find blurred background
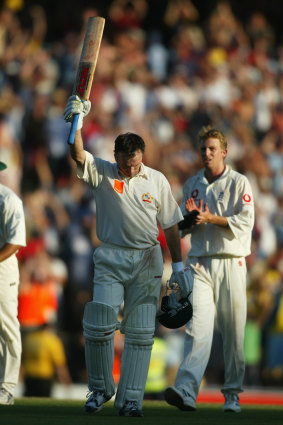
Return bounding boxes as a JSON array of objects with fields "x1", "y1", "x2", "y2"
[{"x1": 1, "y1": 0, "x2": 283, "y2": 397}]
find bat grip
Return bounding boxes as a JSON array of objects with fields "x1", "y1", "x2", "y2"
[{"x1": 67, "y1": 113, "x2": 80, "y2": 145}]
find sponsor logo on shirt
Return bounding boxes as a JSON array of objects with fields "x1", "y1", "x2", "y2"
[
  {"x1": 114, "y1": 179, "x2": 124, "y2": 194},
  {"x1": 142, "y1": 193, "x2": 153, "y2": 203},
  {"x1": 191, "y1": 189, "x2": 199, "y2": 198},
  {"x1": 218, "y1": 191, "x2": 224, "y2": 201},
  {"x1": 243, "y1": 193, "x2": 252, "y2": 203}
]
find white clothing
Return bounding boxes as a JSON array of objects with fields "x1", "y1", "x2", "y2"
[
  {"x1": 0, "y1": 183, "x2": 26, "y2": 396},
  {"x1": 0, "y1": 184, "x2": 26, "y2": 300},
  {"x1": 176, "y1": 256, "x2": 247, "y2": 399},
  {"x1": 78, "y1": 151, "x2": 183, "y2": 249},
  {"x1": 0, "y1": 301, "x2": 22, "y2": 394},
  {"x1": 175, "y1": 165, "x2": 254, "y2": 401},
  {"x1": 180, "y1": 165, "x2": 254, "y2": 257},
  {"x1": 78, "y1": 149, "x2": 182, "y2": 409},
  {"x1": 92, "y1": 243, "x2": 164, "y2": 408},
  {"x1": 92, "y1": 244, "x2": 164, "y2": 319}
]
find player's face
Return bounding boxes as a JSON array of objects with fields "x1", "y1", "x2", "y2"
[
  {"x1": 115, "y1": 149, "x2": 143, "y2": 178},
  {"x1": 200, "y1": 137, "x2": 227, "y2": 171}
]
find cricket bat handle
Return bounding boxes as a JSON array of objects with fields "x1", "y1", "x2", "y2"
[{"x1": 67, "y1": 114, "x2": 80, "y2": 145}]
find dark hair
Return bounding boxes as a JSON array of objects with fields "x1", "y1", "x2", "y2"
[{"x1": 114, "y1": 132, "x2": 145, "y2": 157}]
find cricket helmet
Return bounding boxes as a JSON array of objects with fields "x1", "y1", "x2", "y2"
[{"x1": 157, "y1": 292, "x2": 193, "y2": 329}]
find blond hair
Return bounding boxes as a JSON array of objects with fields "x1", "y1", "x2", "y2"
[{"x1": 198, "y1": 126, "x2": 227, "y2": 150}]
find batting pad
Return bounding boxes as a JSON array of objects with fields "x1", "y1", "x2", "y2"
[
  {"x1": 83, "y1": 302, "x2": 118, "y2": 398},
  {"x1": 115, "y1": 304, "x2": 156, "y2": 409}
]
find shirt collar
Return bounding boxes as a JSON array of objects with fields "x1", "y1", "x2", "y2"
[
  {"x1": 138, "y1": 162, "x2": 148, "y2": 178},
  {"x1": 200, "y1": 164, "x2": 230, "y2": 184}
]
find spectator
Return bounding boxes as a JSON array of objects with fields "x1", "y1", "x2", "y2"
[{"x1": 21, "y1": 322, "x2": 72, "y2": 397}]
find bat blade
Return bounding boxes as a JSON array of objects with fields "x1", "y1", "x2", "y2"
[{"x1": 68, "y1": 16, "x2": 105, "y2": 145}]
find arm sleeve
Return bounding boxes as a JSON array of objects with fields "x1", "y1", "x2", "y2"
[
  {"x1": 76, "y1": 151, "x2": 104, "y2": 188},
  {"x1": 226, "y1": 176, "x2": 255, "y2": 239},
  {"x1": 5, "y1": 195, "x2": 26, "y2": 247},
  {"x1": 157, "y1": 174, "x2": 183, "y2": 229}
]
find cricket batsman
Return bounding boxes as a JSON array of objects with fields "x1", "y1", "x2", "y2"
[{"x1": 64, "y1": 96, "x2": 192, "y2": 416}]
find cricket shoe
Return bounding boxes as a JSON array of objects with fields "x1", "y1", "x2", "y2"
[
  {"x1": 164, "y1": 386, "x2": 196, "y2": 411},
  {"x1": 0, "y1": 388, "x2": 14, "y2": 405},
  {"x1": 223, "y1": 392, "x2": 241, "y2": 413},
  {"x1": 119, "y1": 400, "x2": 144, "y2": 417},
  {"x1": 85, "y1": 389, "x2": 112, "y2": 413}
]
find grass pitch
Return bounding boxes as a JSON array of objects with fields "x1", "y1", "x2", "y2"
[{"x1": 0, "y1": 399, "x2": 282, "y2": 425}]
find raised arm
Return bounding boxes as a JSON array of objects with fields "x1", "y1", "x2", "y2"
[{"x1": 64, "y1": 95, "x2": 91, "y2": 167}]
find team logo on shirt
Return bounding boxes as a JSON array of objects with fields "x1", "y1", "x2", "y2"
[
  {"x1": 142, "y1": 193, "x2": 153, "y2": 203},
  {"x1": 114, "y1": 179, "x2": 124, "y2": 194},
  {"x1": 218, "y1": 191, "x2": 224, "y2": 201}
]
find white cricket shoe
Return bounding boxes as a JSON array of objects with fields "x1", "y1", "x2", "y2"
[
  {"x1": 223, "y1": 392, "x2": 241, "y2": 413},
  {"x1": 85, "y1": 389, "x2": 111, "y2": 413},
  {"x1": 119, "y1": 400, "x2": 144, "y2": 417},
  {"x1": 164, "y1": 386, "x2": 196, "y2": 411},
  {"x1": 0, "y1": 388, "x2": 14, "y2": 405}
]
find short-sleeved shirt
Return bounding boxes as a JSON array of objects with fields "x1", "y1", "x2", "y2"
[
  {"x1": 0, "y1": 183, "x2": 26, "y2": 300},
  {"x1": 77, "y1": 151, "x2": 183, "y2": 249},
  {"x1": 180, "y1": 165, "x2": 254, "y2": 257}
]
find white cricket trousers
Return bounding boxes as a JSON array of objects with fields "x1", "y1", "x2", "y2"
[
  {"x1": 92, "y1": 243, "x2": 164, "y2": 317},
  {"x1": 175, "y1": 256, "x2": 247, "y2": 400},
  {"x1": 0, "y1": 300, "x2": 22, "y2": 395},
  {"x1": 90, "y1": 243, "x2": 164, "y2": 407}
]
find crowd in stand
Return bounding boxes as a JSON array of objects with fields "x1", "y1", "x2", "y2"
[{"x1": 1, "y1": 0, "x2": 283, "y2": 392}]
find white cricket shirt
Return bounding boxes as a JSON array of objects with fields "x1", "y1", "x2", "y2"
[
  {"x1": 180, "y1": 165, "x2": 254, "y2": 257},
  {"x1": 77, "y1": 151, "x2": 183, "y2": 249},
  {"x1": 0, "y1": 184, "x2": 26, "y2": 300}
]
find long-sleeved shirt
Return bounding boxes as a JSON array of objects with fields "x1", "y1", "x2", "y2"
[{"x1": 180, "y1": 165, "x2": 254, "y2": 258}]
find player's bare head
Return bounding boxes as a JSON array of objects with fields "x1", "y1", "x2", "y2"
[
  {"x1": 114, "y1": 132, "x2": 145, "y2": 158},
  {"x1": 198, "y1": 126, "x2": 227, "y2": 151},
  {"x1": 114, "y1": 133, "x2": 145, "y2": 177}
]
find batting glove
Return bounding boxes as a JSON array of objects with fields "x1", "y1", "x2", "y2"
[
  {"x1": 64, "y1": 95, "x2": 91, "y2": 129},
  {"x1": 169, "y1": 263, "x2": 193, "y2": 298}
]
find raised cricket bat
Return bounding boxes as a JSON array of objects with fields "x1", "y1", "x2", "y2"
[{"x1": 67, "y1": 16, "x2": 105, "y2": 144}]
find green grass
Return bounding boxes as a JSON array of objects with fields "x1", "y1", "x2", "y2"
[{"x1": 0, "y1": 399, "x2": 282, "y2": 425}]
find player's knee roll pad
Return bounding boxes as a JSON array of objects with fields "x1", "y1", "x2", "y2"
[
  {"x1": 120, "y1": 303, "x2": 156, "y2": 345},
  {"x1": 83, "y1": 301, "x2": 118, "y2": 342}
]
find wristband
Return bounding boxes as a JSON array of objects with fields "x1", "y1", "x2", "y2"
[
  {"x1": 172, "y1": 261, "x2": 184, "y2": 272},
  {"x1": 77, "y1": 114, "x2": 83, "y2": 130}
]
